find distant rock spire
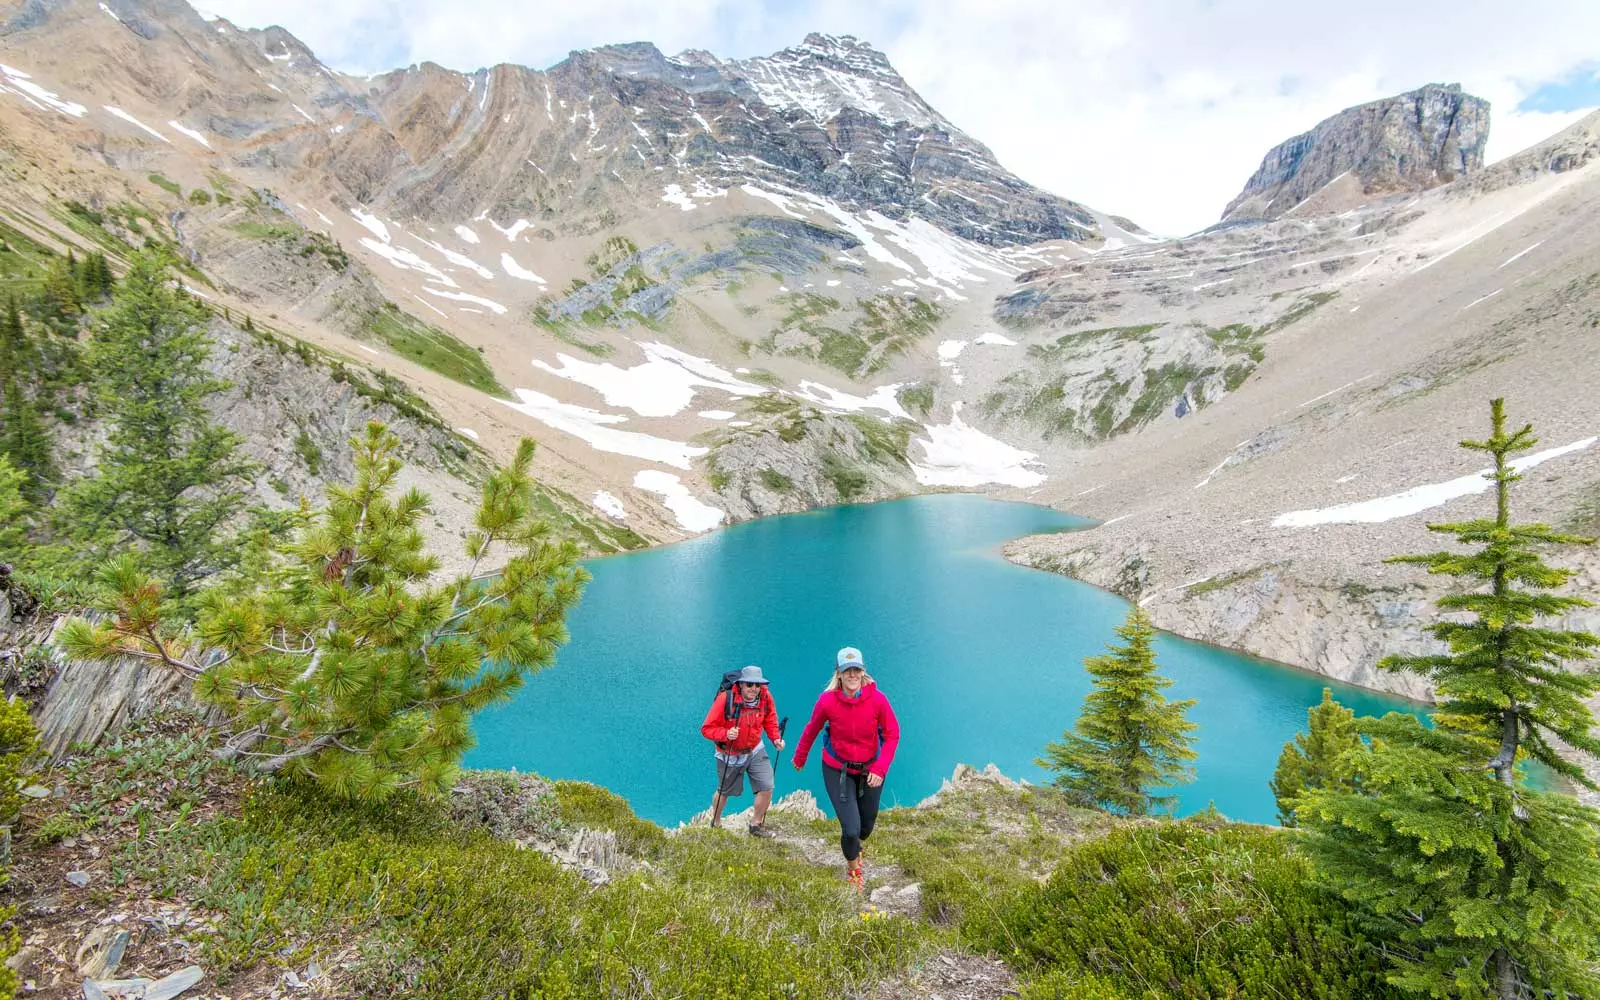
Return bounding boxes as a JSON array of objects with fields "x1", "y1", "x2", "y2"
[{"x1": 1221, "y1": 83, "x2": 1490, "y2": 222}]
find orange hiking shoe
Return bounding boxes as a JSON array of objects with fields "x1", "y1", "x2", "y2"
[{"x1": 847, "y1": 857, "x2": 864, "y2": 894}]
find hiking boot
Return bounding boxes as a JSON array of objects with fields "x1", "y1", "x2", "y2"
[
  {"x1": 847, "y1": 858, "x2": 864, "y2": 894},
  {"x1": 748, "y1": 823, "x2": 777, "y2": 839}
]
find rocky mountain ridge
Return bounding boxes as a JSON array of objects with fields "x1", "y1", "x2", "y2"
[
  {"x1": 1221, "y1": 83, "x2": 1490, "y2": 222},
  {"x1": 3, "y1": 0, "x2": 1600, "y2": 720}
]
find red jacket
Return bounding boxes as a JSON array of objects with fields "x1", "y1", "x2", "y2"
[
  {"x1": 700, "y1": 686, "x2": 780, "y2": 754},
  {"x1": 792, "y1": 682, "x2": 900, "y2": 779}
]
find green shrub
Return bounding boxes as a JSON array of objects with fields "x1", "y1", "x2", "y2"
[
  {"x1": 127, "y1": 783, "x2": 924, "y2": 997},
  {"x1": 553, "y1": 780, "x2": 668, "y2": 858},
  {"x1": 758, "y1": 468, "x2": 794, "y2": 492},
  {"x1": 292, "y1": 429, "x2": 322, "y2": 475},
  {"x1": 999, "y1": 821, "x2": 1403, "y2": 1000},
  {"x1": 823, "y1": 455, "x2": 870, "y2": 501},
  {"x1": 0, "y1": 698, "x2": 39, "y2": 999},
  {"x1": 896, "y1": 383, "x2": 934, "y2": 417},
  {"x1": 147, "y1": 173, "x2": 182, "y2": 197},
  {"x1": 188, "y1": 189, "x2": 213, "y2": 206},
  {"x1": 0, "y1": 696, "x2": 40, "y2": 824}
]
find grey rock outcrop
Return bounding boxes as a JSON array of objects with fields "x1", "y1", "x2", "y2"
[
  {"x1": 1222, "y1": 84, "x2": 1489, "y2": 222},
  {"x1": 704, "y1": 406, "x2": 921, "y2": 521}
]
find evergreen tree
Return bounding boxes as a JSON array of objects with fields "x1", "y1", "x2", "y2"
[
  {"x1": 76, "y1": 251, "x2": 113, "y2": 302},
  {"x1": 1300, "y1": 399, "x2": 1600, "y2": 1000},
  {"x1": 0, "y1": 299, "x2": 53, "y2": 501},
  {"x1": 1037, "y1": 606, "x2": 1197, "y2": 815},
  {"x1": 37, "y1": 254, "x2": 81, "y2": 332},
  {"x1": 53, "y1": 250, "x2": 251, "y2": 600},
  {"x1": 1271, "y1": 687, "x2": 1362, "y2": 826},
  {"x1": 0, "y1": 455, "x2": 28, "y2": 559},
  {"x1": 59, "y1": 423, "x2": 588, "y2": 801}
]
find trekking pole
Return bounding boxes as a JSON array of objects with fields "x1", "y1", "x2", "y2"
[{"x1": 773, "y1": 716, "x2": 790, "y2": 767}]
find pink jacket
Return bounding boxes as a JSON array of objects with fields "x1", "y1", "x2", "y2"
[{"x1": 793, "y1": 682, "x2": 900, "y2": 778}]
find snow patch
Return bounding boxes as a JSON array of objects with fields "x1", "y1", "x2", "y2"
[
  {"x1": 0, "y1": 64, "x2": 88, "y2": 117},
  {"x1": 99, "y1": 3, "x2": 121, "y2": 23},
  {"x1": 411, "y1": 294, "x2": 448, "y2": 318},
  {"x1": 1297, "y1": 373, "x2": 1376, "y2": 409},
  {"x1": 975, "y1": 333, "x2": 1016, "y2": 346},
  {"x1": 500, "y1": 252, "x2": 545, "y2": 283},
  {"x1": 1499, "y1": 241, "x2": 1543, "y2": 269},
  {"x1": 532, "y1": 342, "x2": 767, "y2": 417},
  {"x1": 633, "y1": 470, "x2": 723, "y2": 532},
  {"x1": 167, "y1": 120, "x2": 210, "y2": 147},
  {"x1": 592, "y1": 490, "x2": 627, "y2": 520},
  {"x1": 291, "y1": 104, "x2": 316, "y2": 124},
  {"x1": 351, "y1": 210, "x2": 390, "y2": 243},
  {"x1": 423, "y1": 287, "x2": 507, "y2": 315},
  {"x1": 937, "y1": 340, "x2": 969, "y2": 361},
  {"x1": 490, "y1": 218, "x2": 532, "y2": 242},
  {"x1": 792, "y1": 381, "x2": 909, "y2": 420},
  {"x1": 1274, "y1": 436, "x2": 1599, "y2": 527},
  {"x1": 499, "y1": 390, "x2": 707, "y2": 468},
  {"x1": 698, "y1": 410, "x2": 736, "y2": 420},
  {"x1": 413, "y1": 236, "x2": 494, "y2": 279},
  {"x1": 661, "y1": 184, "x2": 697, "y2": 211},
  {"x1": 1461, "y1": 289, "x2": 1502, "y2": 311},
  {"x1": 454, "y1": 427, "x2": 480, "y2": 441},
  {"x1": 911, "y1": 403, "x2": 1045, "y2": 488},
  {"x1": 103, "y1": 106, "x2": 169, "y2": 142},
  {"x1": 453, "y1": 224, "x2": 480, "y2": 244},
  {"x1": 361, "y1": 238, "x2": 455, "y2": 286}
]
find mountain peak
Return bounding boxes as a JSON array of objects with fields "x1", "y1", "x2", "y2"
[
  {"x1": 724, "y1": 32, "x2": 949, "y2": 132},
  {"x1": 1221, "y1": 82, "x2": 1490, "y2": 222}
]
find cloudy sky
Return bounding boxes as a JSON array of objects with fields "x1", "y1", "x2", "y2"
[{"x1": 199, "y1": 0, "x2": 1600, "y2": 235}]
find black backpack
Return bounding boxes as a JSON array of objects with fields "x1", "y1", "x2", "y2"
[{"x1": 716, "y1": 670, "x2": 744, "y2": 722}]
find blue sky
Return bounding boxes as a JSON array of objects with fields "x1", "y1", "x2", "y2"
[
  {"x1": 200, "y1": 0, "x2": 1600, "y2": 235},
  {"x1": 1519, "y1": 65, "x2": 1600, "y2": 112}
]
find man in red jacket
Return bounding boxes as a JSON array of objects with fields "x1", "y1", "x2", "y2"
[{"x1": 700, "y1": 665, "x2": 785, "y2": 836}]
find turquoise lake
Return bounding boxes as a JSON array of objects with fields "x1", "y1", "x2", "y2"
[{"x1": 465, "y1": 494, "x2": 1420, "y2": 825}]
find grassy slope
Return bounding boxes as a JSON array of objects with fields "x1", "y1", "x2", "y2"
[{"x1": 14, "y1": 716, "x2": 1403, "y2": 1000}]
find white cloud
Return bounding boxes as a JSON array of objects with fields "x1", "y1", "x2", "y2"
[{"x1": 199, "y1": 0, "x2": 1600, "y2": 235}]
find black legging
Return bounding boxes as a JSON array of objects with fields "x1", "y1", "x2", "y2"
[{"x1": 822, "y1": 764, "x2": 883, "y2": 861}]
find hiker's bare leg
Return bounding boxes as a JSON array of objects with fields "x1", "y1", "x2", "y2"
[
  {"x1": 752, "y1": 788, "x2": 773, "y2": 825},
  {"x1": 709, "y1": 792, "x2": 727, "y2": 827}
]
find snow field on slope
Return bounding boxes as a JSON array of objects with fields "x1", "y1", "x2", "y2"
[
  {"x1": 1273, "y1": 435, "x2": 1599, "y2": 527},
  {"x1": 532, "y1": 343, "x2": 769, "y2": 418},
  {"x1": 910, "y1": 403, "x2": 1045, "y2": 489},
  {"x1": 0, "y1": 64, "x2": 88, "y2": 117},
  {"x1": 632, "y1": 470, "x2": 724, "y2": 532},
  {"x1": 498, "y1": 389, "x2": 709, "y2": 469},
  {"x1": 592, "y1": 491, "x2": 627, "y2": 520},
  {"x1": 103, "y1": 106, "x2": 170, "y2": 142}
]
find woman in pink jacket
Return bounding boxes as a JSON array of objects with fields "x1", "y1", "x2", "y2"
[{"x1": 791, "y1": 645, "x2": 901, "y2": 891}]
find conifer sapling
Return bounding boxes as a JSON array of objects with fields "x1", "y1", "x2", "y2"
[
  {"x1": 1271, "y1": 687, "x2": 1362, "y2": 827},
  {"x1": 58, "y1": 422, "x2": 589, "y2": 801},
  {"x1": 1299, "y1": 399, "x2": 1600, "y2": 1000},
  {"x1": 1037, "y1": 605, "x2": 1197, "y2": 815}
]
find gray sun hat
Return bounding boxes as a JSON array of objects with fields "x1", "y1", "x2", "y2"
[
  {"x1": 835, "y1": 647, "x2": 866, "y2": 672},
  {"x1": 736, "y1": 665, "x2": 770, "y2": 685}
]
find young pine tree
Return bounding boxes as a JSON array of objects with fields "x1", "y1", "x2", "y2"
[
  {"x1": 54, "y1": 250, "x2": 252, "y2": 601},
  {"x1": 1270, "y1": 687, "x2": 1362, "y2": 826},
  {"x1": 0, "y1": 299, "x2": 53, "y2": 502},
  {"x1": 0, "y1": 455, "x2": 29, "y2": 560},
  {"x1": 1299, "y1": 399, "x2": 1600, "y2": 1000},
  {"x1": 59, "y1": 423, "x2": 588, "y2": 801},
  {"x1": 1037, "y1": 606, "x2": 1197, "y2": 815}
]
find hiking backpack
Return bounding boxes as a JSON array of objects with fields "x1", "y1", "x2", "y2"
[{"x1": 716, "y1": 669, "x2": 744, "y2": 722}]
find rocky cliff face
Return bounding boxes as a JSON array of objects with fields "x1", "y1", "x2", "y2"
[
  {"x1": 1, "y1": 2, "x2": 1102, "y2": 246},
  {"x1": 1221, "y1": 84, "x2": 1490, "y2": 222}
]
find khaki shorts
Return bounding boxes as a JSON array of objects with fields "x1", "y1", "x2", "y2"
[{"x1": 715, "y1": 747, "x2": 774, "y2": 797}]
